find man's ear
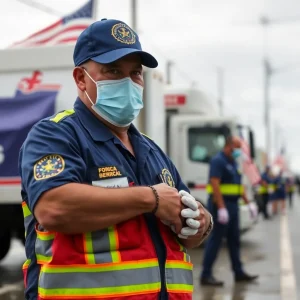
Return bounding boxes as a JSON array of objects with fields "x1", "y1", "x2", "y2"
[{"x1": 73, "y1": 67, "x2": 86, "y2": 92}]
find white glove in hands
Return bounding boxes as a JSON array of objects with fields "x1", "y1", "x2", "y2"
[
  {"x1": 179, "y1": 190, "x2": 198, "y2": 210},
  {"x1": 248, "y1": 202, "x2": 258, "y2": 219},
  {"x1": 217, "y1": 207, "x2": 229, "y2": 224},
  {"x1": 178, "y1": 190, "x2": 200, "y2": 239}
]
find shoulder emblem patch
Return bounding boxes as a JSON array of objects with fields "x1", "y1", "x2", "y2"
[
  {"x1": 162, "y1": 168, "x2": 175, "y2": 187},
  {"x1": 34, "y1": 155, "x2": 65, "y2": 181},
  {"x1": 111, "y1": 23, "x2": 136, "y2": 44}
]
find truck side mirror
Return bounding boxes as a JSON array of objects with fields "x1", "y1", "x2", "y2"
[{"x1": 249, "y1": 129, "x2": 256, "y2": 159}]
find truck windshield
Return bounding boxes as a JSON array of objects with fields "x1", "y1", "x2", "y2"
[{"x1": 188, "y1": 126, "x2": 230, "y2": 163}]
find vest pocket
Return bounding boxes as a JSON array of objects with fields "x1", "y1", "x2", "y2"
[
  {"x1": 165, "y1": 260, "x2": 193, "y2": 295},
  {"x1": 35, "y1": 224, "x2": 55, "y2": 264},
  {"x1": 79, "y1": 216, "x2": 143, "y2": 264}
]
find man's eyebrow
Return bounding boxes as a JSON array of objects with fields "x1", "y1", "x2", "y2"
[{"x1": 102, "y1": 62, "x2": 119, "y2": 68}]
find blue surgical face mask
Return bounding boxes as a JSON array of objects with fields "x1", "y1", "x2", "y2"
[
  {"x1": 84, "y1": 70, "x2": 144, "y2": 127},
  {"x1": 232, "y1": 148, "x2": 242, "y2": 159}
]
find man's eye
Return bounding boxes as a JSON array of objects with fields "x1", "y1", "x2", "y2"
[
  {"x1": 133, "y1": 70, "x2": 142, "y2": 76},
  {"x1": 108, "y1": 69, "x2": 119, "y2": 74}
]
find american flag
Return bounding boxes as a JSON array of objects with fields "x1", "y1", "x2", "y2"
[
  {"x1": 238, "y1": 127, "x2": 261, "y2": 185},
  {"x1": 10, "y1": 0, "x2": 94, "y2": 48},
  {"x1": 273, "y1": 146, "x2": 288, "y2": 172}
]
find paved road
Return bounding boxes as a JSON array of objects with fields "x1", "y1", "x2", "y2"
[{"x1": 1, "y1": 196, "x2": 299, "y2": 300}]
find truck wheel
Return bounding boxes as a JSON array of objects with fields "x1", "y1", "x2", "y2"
[{"x1": 0, "y1": 230, "x2": 11, "y2": 262}]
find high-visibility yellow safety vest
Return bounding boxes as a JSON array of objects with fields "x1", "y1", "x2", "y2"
[
  {"x1": 22, "y1": 201, "x2": 193, "y2": 300},
  {"x1": 206, "y1": 184, "x2": 244, "y2": 196}
]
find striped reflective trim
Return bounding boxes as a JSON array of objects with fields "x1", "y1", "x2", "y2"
[
  {"x1": 38, "y1": 260, "x2": 161, "y2": 298},
  {"x1": 288, "y1": 186, "x2": 295, "y2": 192},
  {"x1": 84, "y1": 232, "x2": 95, "y2": 264},
  {"x1": 42, "y1": 259, "x2": 158, "y2": 273},
  {"x1": 22, "y1": 202, "x2": 33, "y2": 238},
  {"x1": 39, "y1": 283, "x2": 160, "y2": 298},
  {"x1": 268, "y1": 184, "x2": 276, "y2": 192},
  {"x1": 22, "y1": 259, "x2": 31, "y2": 270},
  {"x1": 50, "y1": 109, "x2": 75, "y2": 123},
  {"x1": 206, "y1": 184, "x2": 244, "y2": 195},
  {"x1": 165, "y1": 260, "x2": 193, "y2": 293},
  {"x1": 258, "y1": 184, "x2": 278, "y2": 194},
  {"x1": 108, "y1": 225, "x2": 120, "y2": 262},
  {"x1": 167, "y1": 284, "x2": 193, "y2": 293},
  {"x1": 35, "y1": 225, "x2": 55, "y2": 264},
  {"x1": 83, "y1": 226, "x2": 121, "y2": 264},
  {"x1": 257, "y1": 186, "x2": 268, "y2": 194},
  {"x1": 176, "y1": 239, "x2": 190, "y2": 263},
  {"x1": 166, "y1": 260, "x2": 193, "y2": 270},
  {"x1": 22, "y1": 201, "x2": 31, "y2": 217}
]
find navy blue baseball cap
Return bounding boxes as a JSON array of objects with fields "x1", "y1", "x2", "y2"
[{"x1": 73, "y1": 18, "x2": 158, "y2": 68}]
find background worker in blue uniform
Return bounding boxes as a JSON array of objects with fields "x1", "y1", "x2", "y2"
[
  {"x1": 200, "y1": 136, "x2": 258, "y2": 286},
  {"x1": 272, "y1": 168, "x2": 287, "y2": 215},
  {"x1": 286, "y1": 176, "x2": 295, "y2": 208},
  {"x1": 18, "y1": 18, "x2": 213, "y2": 300},
  {"x1": 259, "y1": 165, "x2": 272, "y2": 219}
]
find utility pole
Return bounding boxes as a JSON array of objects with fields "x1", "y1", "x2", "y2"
[
  {"x1": 131, "y1": 0, "x2": 137, "y2": 31},
  {"x1": 166, "y1": 61, "x2": 173, "y2": 85},
  {"x1": 274, "y1": 121, "x2": 279, "y2": 155},
  {"x1": 92, "y1": 0, "x2": 99, "y2": 20},
  {"x1": 259, "y1": 14, "x2": 300, "y2": 164},
  {"x1": 217, "y1": 67, "x2": 224, "y2": 116},
  {"x1": 263, "y1": 58, "x2": 272, "y2": 163},
  {"x1": 260, "y1": 15, "x2": 272, "y2": 164}
]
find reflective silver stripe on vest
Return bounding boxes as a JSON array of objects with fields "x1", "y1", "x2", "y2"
[
  {"x1": 38, "y1": 264, "x2": 161, "y2": 289},
  {"x1": 22, "y1": 202, "x2": 33, "y2": 238},
  {"x1": 24, "y1": 214, "x2": 33, "y2": 237},
  {"x1": 24, "y1": 214, "x2": 33, "y2": 231},
  {"x1": 89, "y1": 230, "x2": 114, "y2": 263},
  {"x1": 165, "y1": 267, "x2": 193, "y2": 286},
  {"x1": 35, "y1": 225, "x2": 54, "y2": 263}
]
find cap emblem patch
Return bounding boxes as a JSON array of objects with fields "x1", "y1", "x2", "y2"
[{"x1": 111, "y1": 23, "x2": 136, "y2": 44}]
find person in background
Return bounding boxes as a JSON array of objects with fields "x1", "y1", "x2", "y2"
[
  {"x1": 200, "y1": 136, "x2": 258, "y2": 286},
  {"x1": 272, "y1": 168, "x2": 286, "y2": 215},
  {"x1": 286, "y1": 176, "x2": 295, "y2": 208},
  {"x1": 258, "y1": 165, "x2": 272, "y2": 220}
]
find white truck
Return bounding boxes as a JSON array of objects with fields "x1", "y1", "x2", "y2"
[
  {"x1": 163, "y1": 87, "x2": 258, "y2": 232},
  {"x1": 0, "y1": 45, "x2": 257, "y2": 262}
]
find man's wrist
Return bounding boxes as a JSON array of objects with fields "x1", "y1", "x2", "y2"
[
  {"x1": 139, "y1": 186, "x2": 158, "y2": 213},
  {"x1": 216, "y1": 202, "x2": 225, "y2": 209},
  {"x1": 202, "y1": 212, "x2": 213, "y2": 239}
]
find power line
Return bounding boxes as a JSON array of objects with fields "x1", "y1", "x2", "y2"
[{"x1": 15, "y1": 0, "x2": 63, "y2": 16}]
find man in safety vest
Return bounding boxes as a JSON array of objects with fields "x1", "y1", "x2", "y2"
[
  {"x1": 258, "y1": 165, "x2": 272, "y2": 219},
  {"x1": 200, "y1": 136, "x2": 258, "y2": 286},
  {"x1": 19, "y1": 18, "x2": 213, "y2": 300}
]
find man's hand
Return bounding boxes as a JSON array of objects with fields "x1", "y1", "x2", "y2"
[
  {"x1": 176, "y1": 191, "x2": 212, "y2": 247},
  {"x1": 248, "y1": 202, "x2": 258, "y2": 219},
  {"x1": 217, "y1": 207, "x2": 229, "y2": 224},
  {"x1": 152, "y1": 183, "x2": 183, "y2": 234}
]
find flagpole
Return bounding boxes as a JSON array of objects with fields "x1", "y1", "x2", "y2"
[
  {"x1": 131, "y1": 0, "x2": 137, "y2": 32},
  {"x1": 92, "y1": 0, "x2": 99, "y2": 20}
]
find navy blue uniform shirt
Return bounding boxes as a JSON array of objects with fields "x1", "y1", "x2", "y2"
[
  {"x1": 261, "y1": 171, "x2": 271, "y2": 184},
  {"x1": 208, "y1": 151, "x2": 242, "y2": 202},
  {"x1": 19, "y1": 98, "x2": 189, "y2": 300}
]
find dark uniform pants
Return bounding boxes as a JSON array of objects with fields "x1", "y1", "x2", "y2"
[
  {"x1": 261, "y1": 193, "x2": 270, "y2": 218},
  {"x1": 288, "y1": 192, "x2": 293, "y2": 207},
  {"x1": 201, "y1": 199, "x2": 243, "y2": 278}
]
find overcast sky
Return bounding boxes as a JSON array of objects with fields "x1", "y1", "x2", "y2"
[{"x1": 2, "y1": 0, "x2": 300, "y2": 172}]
